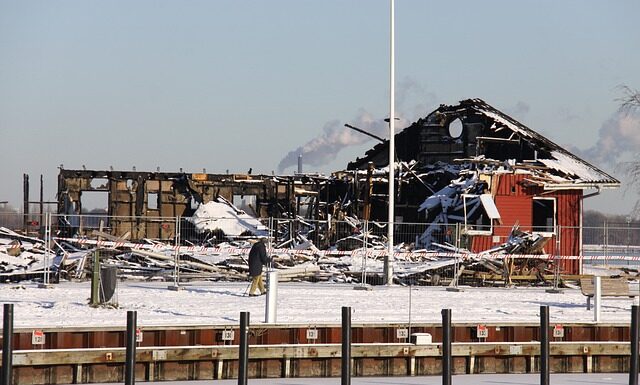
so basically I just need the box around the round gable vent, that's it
[448,118,463,138]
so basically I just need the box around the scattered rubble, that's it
[1,219,562,287]
[0,227,59,280]
[187,197,269,238]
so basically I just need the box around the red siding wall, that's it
[470,174,582,274]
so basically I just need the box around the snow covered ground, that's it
[1,280,638,328]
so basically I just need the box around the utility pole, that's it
[385,0,395,285]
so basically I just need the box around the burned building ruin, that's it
[54,99,619,274]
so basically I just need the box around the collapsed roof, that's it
[348,98,620,190]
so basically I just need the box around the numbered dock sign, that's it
[222,329,235,341]
[32,329,45,345]
[553,324,565,338]
[476,324,489,339]
[306,329,318,340]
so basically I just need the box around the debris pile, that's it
[0,227,59,280]
[1,219,560,288]
[480,225,550,255]
[187,197,269,238]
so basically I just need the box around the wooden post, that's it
[2,304,14,385]
[540,305,549,385]
[125,311,137,385]
[341,306,351,385]
[442,308,452,385]
[630,305,639,385]
[238,312,249,385]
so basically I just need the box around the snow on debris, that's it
[187,198,268,237]
[538,151,615,185]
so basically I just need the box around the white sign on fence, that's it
[306,329,318,340]
[396,328,409,339]
[222,329,235,341]
[476,324,489,339]
[32,330,45,345]
[553,324,565,338]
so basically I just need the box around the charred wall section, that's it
[56,169,336,241]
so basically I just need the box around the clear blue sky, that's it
[1,0,638,214]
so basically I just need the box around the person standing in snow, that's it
[248,237,270,296]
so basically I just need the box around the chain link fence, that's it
[2,211,640,285]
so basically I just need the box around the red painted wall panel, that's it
[469,174,583,274]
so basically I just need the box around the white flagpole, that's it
[386,0,395,285]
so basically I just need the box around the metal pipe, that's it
[341,306,351,385]
[631,305,639,385]
[125,310,137,385]
[442,308,452,385]
[540,305,549,385]
[2,304,14,385]
[265,271,278,323]
[238,312,249,385]
[594,276,602,322]
[386,0,395,286]
[344,124,385,143]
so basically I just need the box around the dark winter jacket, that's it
[248,240,269,277]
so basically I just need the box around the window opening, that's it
[448,118,463,138]
[462,194,499,235]
[233,194,257,215]
[147,192,158,210]
[532,197,556,234]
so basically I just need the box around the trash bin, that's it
[99,266,118,303]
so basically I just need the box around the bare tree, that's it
[618,85,640,112]
[618,85,640,219]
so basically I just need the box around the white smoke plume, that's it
[277,77,437,173]
[277,109,410,173]
[577,110,640,165]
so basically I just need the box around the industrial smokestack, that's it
[297,154,302,174]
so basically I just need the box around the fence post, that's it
[44,212,49,285]
[447,223,463,292]
[176,215,180,286]
[39,212,53,288]
[341,306,351,385]
[631,305,639,385]
[90,220,104,305]
[2,304,14,385]
[125,310,137,385]
[169,216,181,291]
[442,308,452,385]
[238,312,249,385]
[362,220,368,286]
[546,225,563,294]
[268,216,273,268]
[540,305,549,385]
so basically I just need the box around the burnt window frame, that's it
[147,192,159,211]
[532,197,556,235]
[232,194,257,215]
[461,194,494,235]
